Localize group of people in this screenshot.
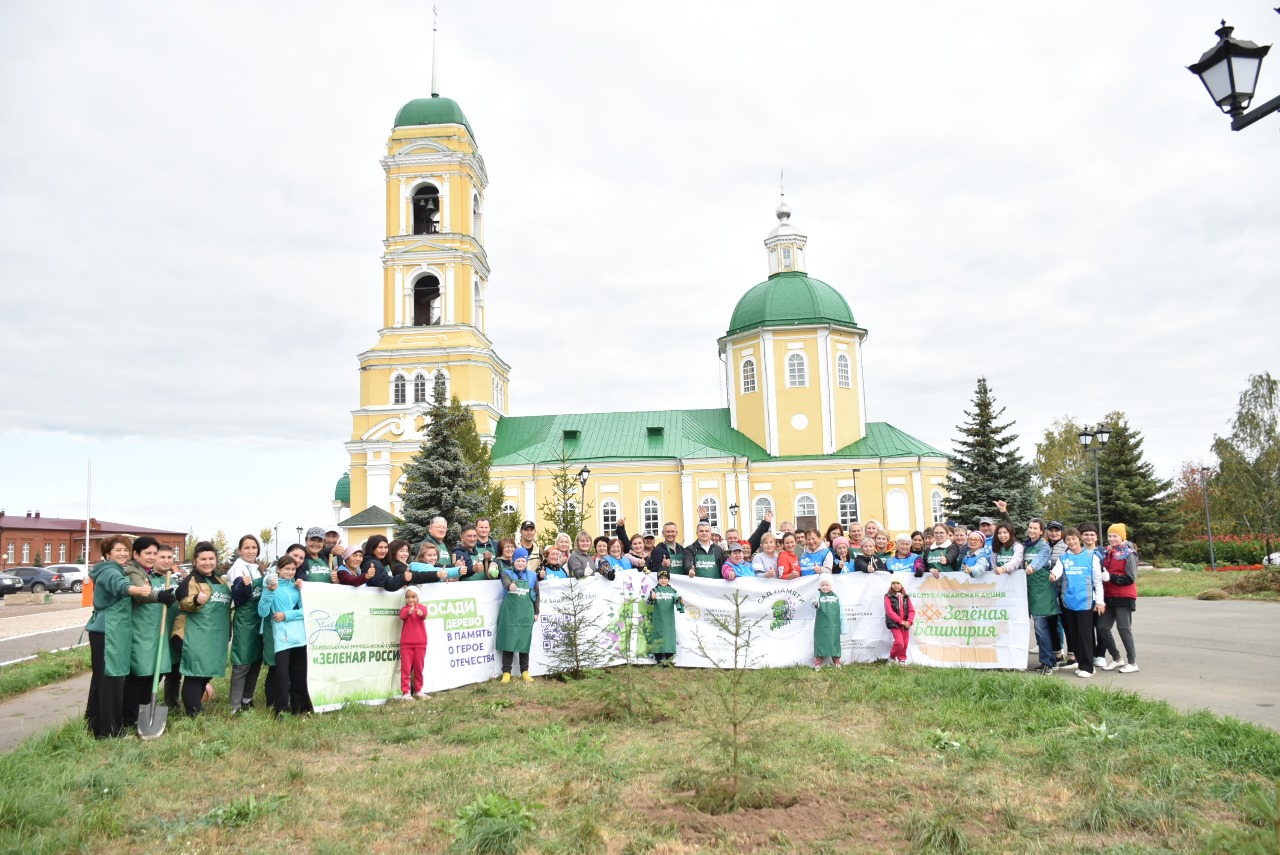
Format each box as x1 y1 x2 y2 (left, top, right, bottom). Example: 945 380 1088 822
83 501 1140 736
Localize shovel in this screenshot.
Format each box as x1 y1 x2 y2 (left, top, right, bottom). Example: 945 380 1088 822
138 572 171 739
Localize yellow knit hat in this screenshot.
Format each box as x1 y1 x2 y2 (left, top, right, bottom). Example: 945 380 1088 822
1107 523 1128 541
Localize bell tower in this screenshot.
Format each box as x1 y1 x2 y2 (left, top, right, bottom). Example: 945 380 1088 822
344 24 510 522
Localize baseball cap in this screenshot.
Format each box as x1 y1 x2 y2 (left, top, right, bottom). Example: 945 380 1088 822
1046 521 1064 531
729 541 745 553
520 520 536 531
978 517 995 526
305 526 326 540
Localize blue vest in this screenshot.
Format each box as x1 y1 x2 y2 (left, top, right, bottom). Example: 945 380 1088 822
799 547 831 576
886 555 916 575
726 560 754 578
963 547 992 576
1059 550 1096 611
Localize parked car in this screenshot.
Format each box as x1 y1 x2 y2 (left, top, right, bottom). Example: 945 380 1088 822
0 573 22 597
45 564 89 593
6 567 71 593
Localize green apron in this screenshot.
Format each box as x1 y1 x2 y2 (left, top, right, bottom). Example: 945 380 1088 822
814 592 842 658
261 605 277 667
926 546 956 574
230 575 264 665
87 561 135 678
994 547 1015 573
1023 540 1059 616
647 585 682 654
180 580 231 677
691 547 718 579
494 578 534 653
129 571 171 676
305 557 332 583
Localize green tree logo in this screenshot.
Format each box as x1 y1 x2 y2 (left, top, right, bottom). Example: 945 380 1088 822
334 612 355 641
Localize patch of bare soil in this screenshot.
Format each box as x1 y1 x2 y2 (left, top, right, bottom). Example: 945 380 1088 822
648 796 899 852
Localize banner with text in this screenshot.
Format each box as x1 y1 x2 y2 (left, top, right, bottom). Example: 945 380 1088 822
300 570 1030 709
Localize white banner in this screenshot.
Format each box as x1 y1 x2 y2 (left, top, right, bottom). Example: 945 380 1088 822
300 570 1030 709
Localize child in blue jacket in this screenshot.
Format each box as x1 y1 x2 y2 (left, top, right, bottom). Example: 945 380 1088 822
259 556 312 717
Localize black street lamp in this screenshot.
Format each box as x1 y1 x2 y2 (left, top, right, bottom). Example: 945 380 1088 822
1189 18 1280 131
576 466 591 528
728 503 740 524
295 526 303 546
1078 423 1112 535
1200 467 1218 572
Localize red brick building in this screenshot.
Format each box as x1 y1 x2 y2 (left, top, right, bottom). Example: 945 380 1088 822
0 511 186 571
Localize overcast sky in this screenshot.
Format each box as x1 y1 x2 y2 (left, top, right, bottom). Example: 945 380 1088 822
0 2 1274 549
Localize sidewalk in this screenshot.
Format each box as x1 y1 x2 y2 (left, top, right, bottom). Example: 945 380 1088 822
0 606 93 640
0 672 92 752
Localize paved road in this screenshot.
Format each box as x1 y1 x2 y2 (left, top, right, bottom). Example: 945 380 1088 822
1032 597 1280 730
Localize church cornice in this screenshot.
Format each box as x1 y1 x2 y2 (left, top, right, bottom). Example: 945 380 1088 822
382 243 491 279
381 151 488 186
357 344 513 374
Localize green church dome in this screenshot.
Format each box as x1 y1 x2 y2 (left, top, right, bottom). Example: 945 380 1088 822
726 271 858 336
393 95 474 137
334 472 351 504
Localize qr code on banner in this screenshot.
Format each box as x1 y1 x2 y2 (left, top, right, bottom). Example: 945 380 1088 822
541 613 568 651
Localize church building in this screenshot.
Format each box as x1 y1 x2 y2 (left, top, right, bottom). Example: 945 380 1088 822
338 86 949 544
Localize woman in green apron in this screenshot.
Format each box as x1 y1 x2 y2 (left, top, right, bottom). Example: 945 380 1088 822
227 534 265 712
645 570 685 665
123 535 178 729
495 547 538 683
170 542 232 715
303 527 334 582
85 535 159 739
812 573 843 669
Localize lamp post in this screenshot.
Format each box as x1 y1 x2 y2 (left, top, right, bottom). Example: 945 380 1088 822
1200 467 1217 572
728 503 739 526
273 523 281 561
1078 423 1112 535
576 466 591 530
1189 18 1280 131
296 526 303 547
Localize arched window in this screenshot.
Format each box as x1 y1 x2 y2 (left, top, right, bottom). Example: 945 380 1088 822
700 497 720 530
392 374 406 405
753 496 773 526
782 246 793 271
741 358 757 394
837 492 858 527
786 352 807 387
794 494 817 532
642 498 660 536
413 275 442 326
601 500 619 534
887 488 910 532
931 490 945 526
501 501 517 516
837 353 851 388
412 184 440 235
413 373 428 404
492 377 505 411
474 282 484 331
472 194 483 241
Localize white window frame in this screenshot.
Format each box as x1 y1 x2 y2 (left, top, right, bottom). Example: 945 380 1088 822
58 544 66 562
836 353 851 388
501 501 518 516
795 494 817 520
837 492 858 527
21 544 30 563
931 490 945 526
642 498 661 536
474 282 484 331
741 358 757 394
699 496 720 530
786 352 807 388
753 496 773 526
392 373 407 406
5 543 12 563
601 500 619 534
43 543 51 563
887 488 910 532
413 373 429 404
782 246 793 270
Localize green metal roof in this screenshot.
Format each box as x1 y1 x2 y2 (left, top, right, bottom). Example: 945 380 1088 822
339 506 400 528
490 408 942 465
334 472 350 504
726 271 858 337
393 96 474 137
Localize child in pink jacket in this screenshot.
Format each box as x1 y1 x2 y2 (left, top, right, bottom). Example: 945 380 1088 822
884 574 915 664
398 588 429 699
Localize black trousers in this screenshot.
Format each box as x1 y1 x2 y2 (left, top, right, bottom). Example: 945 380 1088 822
501 650 526 674
1062 608 1096 674
264 665 279 709
86 631 126 739
180 676 211 716
164 637 183 708
122 674 156 728
653 652 675 664
270 646 312 716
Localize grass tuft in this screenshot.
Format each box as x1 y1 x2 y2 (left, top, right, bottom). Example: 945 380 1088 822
906 807 970 854
448 793 537 855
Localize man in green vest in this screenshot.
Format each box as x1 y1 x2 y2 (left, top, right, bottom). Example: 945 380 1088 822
420 516 449 563
647 521 684 573
1022 517 1060 674
683 521 726 579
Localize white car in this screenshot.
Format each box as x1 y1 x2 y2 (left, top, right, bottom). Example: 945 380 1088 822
45 564 89 593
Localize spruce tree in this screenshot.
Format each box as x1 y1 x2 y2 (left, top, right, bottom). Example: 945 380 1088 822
943 377 1038 527
1066 412 1180 553
536 446 593 547
396 372 484 546
448 395 510 535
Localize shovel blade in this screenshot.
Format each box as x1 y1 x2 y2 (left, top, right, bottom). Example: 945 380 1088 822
137 696 167 740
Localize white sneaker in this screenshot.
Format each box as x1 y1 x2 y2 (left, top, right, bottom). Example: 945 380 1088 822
399 693 413 700
1076 669 1093 679
415 691 431 699
1093 657 1107 668
1118 663 1140 674
814 665 822 672
1100 659 1120 671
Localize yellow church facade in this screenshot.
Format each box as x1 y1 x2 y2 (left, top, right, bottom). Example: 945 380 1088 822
339 89 949 544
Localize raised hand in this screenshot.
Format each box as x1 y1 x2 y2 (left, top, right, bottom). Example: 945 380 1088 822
994 500 1007 514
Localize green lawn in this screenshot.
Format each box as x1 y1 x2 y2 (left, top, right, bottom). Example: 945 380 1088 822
1 664 1277 854
0 646 90 703
1142 568 1280 601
